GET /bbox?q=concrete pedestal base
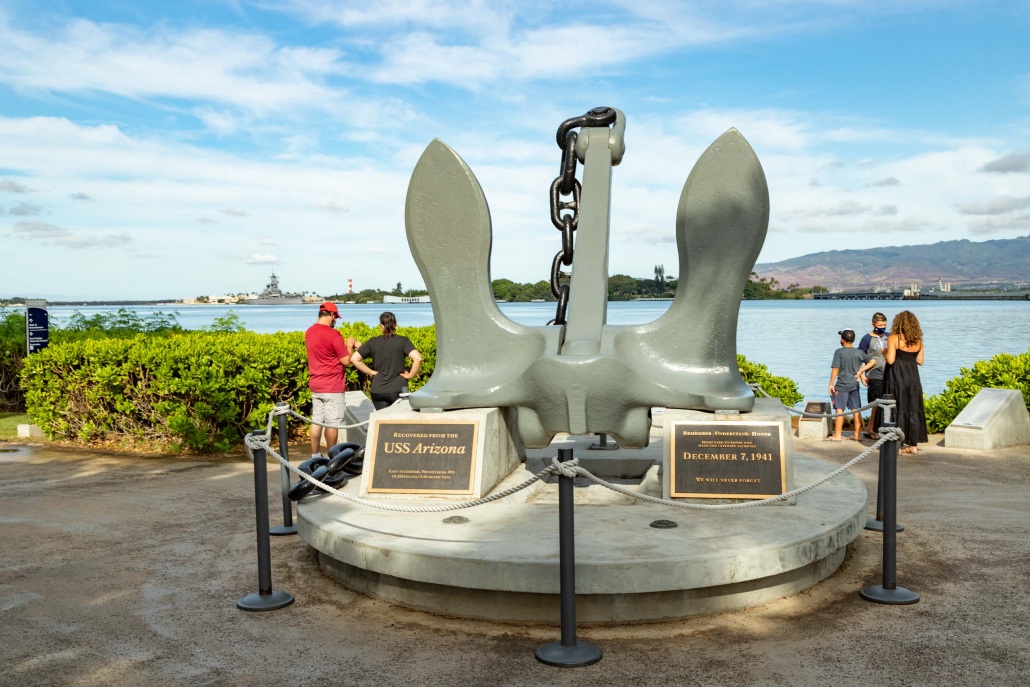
[299,437,866,624]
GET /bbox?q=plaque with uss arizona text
[366,419,479,494]
[669,421,786,499]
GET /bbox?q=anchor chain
[547,106,617,326]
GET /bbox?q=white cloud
[3,202,43,216]
[0,16,349,120]
[244,253,279,264]
[11,220,131,248]
[979,152,1030,174]
[0,179,31,193]
[958,195,1030,215]
[314,199,348,214]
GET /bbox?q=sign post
[25,299,49,354]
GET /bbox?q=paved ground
[1,432,1027,687]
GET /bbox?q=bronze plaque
[366,420,479,494]
[669,421,786,499]
[801,401,830,421]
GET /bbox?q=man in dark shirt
[857,312,890,439]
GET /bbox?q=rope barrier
[748,384,896,420]
[247,405,905,512]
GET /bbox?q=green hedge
[22,332,309,452]
[20,321,800,453]
[737,355,803,407]
[18,324,437,452]
[0,310,26,412]
[924,349,1030,433]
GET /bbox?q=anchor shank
[559,126,617,356]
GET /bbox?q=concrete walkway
[0,433,1027,686]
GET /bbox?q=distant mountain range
[753,235,1030,290]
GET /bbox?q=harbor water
[42,299,1030,405]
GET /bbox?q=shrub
[2,307,185,412]
[924,349,1030,433]
[0,309,26,412]
[737,354,804,407]
[21,331,311,452]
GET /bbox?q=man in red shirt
[304,302,358,457]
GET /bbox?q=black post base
[236,589,295,611]
[535,640,603,667]
[269,524,298,536]
[864,518,905,532]
[859,585,920,605]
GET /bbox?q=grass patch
[0,413,31,441]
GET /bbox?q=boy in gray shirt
[828,328,872,442]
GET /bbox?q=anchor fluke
[615,128,768,413]
[405,139,559,412]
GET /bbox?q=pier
[814,290,1029,301]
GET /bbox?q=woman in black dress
[882,310,928,454]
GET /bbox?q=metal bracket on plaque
[405,109,769,449]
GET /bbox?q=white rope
[246,409,906,512]
[567,427,904,510]
[246,432,558,513]
[274,395,410,431]
[748,384,897,420]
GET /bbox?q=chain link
[547,106,617,326]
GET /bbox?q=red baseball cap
[319,301,340,318]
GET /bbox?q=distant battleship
[248,273,303,305]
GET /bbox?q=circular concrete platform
[298,454,866,624]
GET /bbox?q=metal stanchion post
[865,396,904,533]
[270,403,298,536]
[536,448,602,667]
[860,421,919,605]
[237,431,295,611]
[588,433,618,450]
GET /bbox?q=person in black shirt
[350,312,423,410]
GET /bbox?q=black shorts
[867,378,884,405]
[867,378,884,431]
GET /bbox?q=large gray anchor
[405,108,769,449]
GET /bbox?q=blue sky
[1,0,1029,300]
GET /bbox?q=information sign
[366,420,479,494]
[669,421,786,499]
[25,300,49,354]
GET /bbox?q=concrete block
[798,417,829,440]
[797,400,829,440]
[342,391,375,446]
[945,388,1030,450]
[16,424,43,438]
[359,402,523,499]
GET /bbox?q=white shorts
[311,393,346,426]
